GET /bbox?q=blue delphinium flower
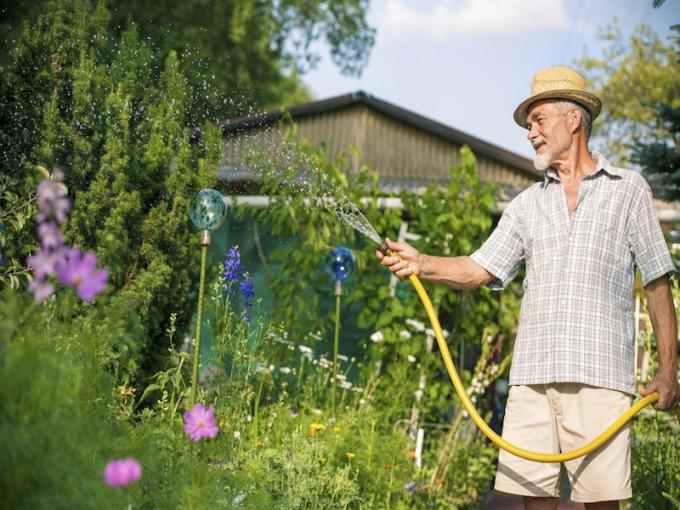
[223,246,243,283]
[223,246,255,322]
[239,273,255,322]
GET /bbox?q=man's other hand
[640,371,680,411]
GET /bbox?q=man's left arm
[641,274,680,411]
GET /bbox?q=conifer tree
[631,104,680,201]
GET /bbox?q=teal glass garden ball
[325,246,355,282]
[189,189,227,230]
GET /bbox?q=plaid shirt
[471,152,675,395]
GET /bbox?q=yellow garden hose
[407,272,680,462]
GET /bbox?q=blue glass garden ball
[189,188,227,230]
[325,246,356,282]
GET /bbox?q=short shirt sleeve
[471,197,525,290]
[627,178,676,286]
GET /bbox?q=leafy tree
[576,22,680,166]
[0,0,375,124]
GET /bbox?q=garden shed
[219,90,541,207]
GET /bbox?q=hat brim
[513,90,602,128]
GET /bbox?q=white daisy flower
[370,331,384,343]
[405,319,425,332]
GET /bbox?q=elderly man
[377,66,679,509]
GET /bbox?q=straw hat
[513,66,601,128]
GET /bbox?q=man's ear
[568,107,582,135]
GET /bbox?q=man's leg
[522,495,619,509]
[557,384,632,505]
[584,502,619,510]
[494,385,562,498]
[522,496,559,510]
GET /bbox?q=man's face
[525,100,573,171]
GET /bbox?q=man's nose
[527,125,537,141]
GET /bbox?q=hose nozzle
[378,240,389,255]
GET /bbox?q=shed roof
[221,90,541,182]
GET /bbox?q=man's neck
[552,143,597,184]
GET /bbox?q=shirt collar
[543,151,620,184]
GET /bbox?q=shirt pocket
[526,225,564,277]
[583,202,627,265]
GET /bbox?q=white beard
[533,152,552,171]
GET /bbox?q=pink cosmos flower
[102,458,142,487]
[56,248,109,302]
[183,403,219,441]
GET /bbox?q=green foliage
[1,0,376,379]
[576,22,680,165]
[244,139,521,506]
[361,147,521,425]
[0,269,418,508]
[104,0,374,115]
[0,290,145,509]
[0,166,41,289]
[0,1,219,375]
[0,0,375,126]
[246,135,403,344]
[631,102,680,200]
[630,412,680,509]
[629,27,680,200]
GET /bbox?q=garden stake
[191,230,210,405]
[325,246,356,413]
[332,279,342,412]
[378,241,680,462]
[188,188,227,405]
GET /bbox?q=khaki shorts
[495,383,633,503]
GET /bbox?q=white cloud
[375,0,570,41]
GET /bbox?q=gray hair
[555,100,592,141]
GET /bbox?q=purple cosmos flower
[102,458,142,487]
[28,278,55,304]
[183,403,219,441]
[27,249,64,280]
[56,248,109,302]
[38,221,64,250]
[37,177,70,224]
[404,481,417,494]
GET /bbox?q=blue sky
[303,0,679,160]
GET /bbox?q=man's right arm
[375,238,495,290]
